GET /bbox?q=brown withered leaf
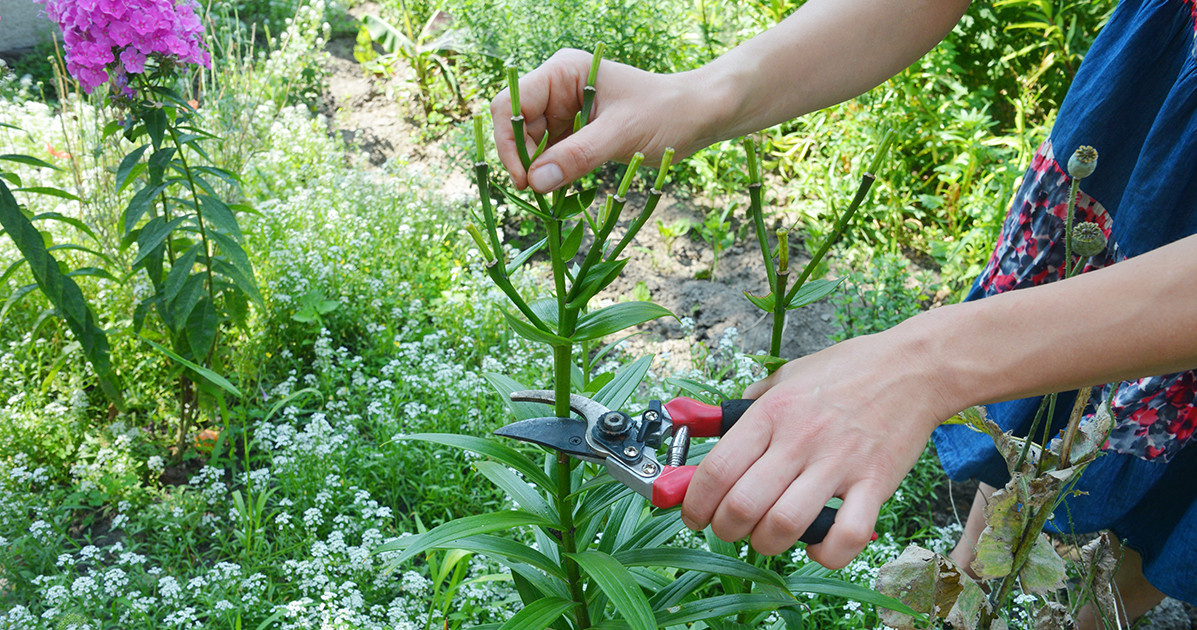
[1034,601,1076,630]
[876,545,990,630]
[1051,403,1116,469]
[1078,532,1119,623]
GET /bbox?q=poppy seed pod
[1068,145,1098,179]
[1070,221,1107,257]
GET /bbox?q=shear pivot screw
[640,462,658,475]
[623,446,639,458]
[599,411,632,437]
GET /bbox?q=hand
[490,49,712,193]
[680,332,953,569]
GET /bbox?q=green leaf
[614,548,786,588]
[473,460,557,523]
[401,433,554,492]
[164,244,202,307]
[132,216,188,267]
[115,144,150,192]
[185,296,218,359]
[559,188,597,219]
[592,355,653,411]
[654,593,801,626]
[506,237,546,275]
[566,258,628,310]
[497,185,552,220]
[31,211,100,243]
[617,511,686,553]
[199,194,243,240]
[503,309,570,346]
[15,186,81,202]
[498,597,575,630]
[565,550,655,630]
[377,511,556,569]
[574,302,673,342]
[788,574,925,617]
[139,335,241,399]
[744,291,774,312]
[208,230,262,304]
[122,181,170,235]
[0,180,120,404]
[0,154,57,170]
[561,220,585,260]
[440,534,564,579]
[785,277,844,310]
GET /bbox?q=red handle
[663,398,724,437]
[651,465,696,508]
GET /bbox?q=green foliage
[831,252,936,342]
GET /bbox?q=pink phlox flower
[120,48,147,74]
[38,0,212,93]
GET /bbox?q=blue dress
[931,0,1197,603]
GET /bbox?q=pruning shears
[495,390,838,545]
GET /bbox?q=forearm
[687,0,971,145]
[903,233,1197,417]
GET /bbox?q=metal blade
[493,417,598,461]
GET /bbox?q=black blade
[494,417,595,460]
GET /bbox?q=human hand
[490,49,713,193]
[679,332,954,569]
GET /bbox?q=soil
[317,17,1196,627]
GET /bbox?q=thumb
[526,121,621,193]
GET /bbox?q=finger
[527,118,624,193]
[804,484,884,570]
[680,398,778,531]
[746,463,838,556]
[707,445,807,543]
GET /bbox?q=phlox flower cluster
[38,0,211,93]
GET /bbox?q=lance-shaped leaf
[498,597,576,630]
[0,180,121,405]
[574,301,673,341]
[561,220,585,260]
[784,277,844,310]
[614,547,785,588]
[377,510,557,568]
[592,354,653,411]
[438,534,564,579]
[503,308,571,346]
[115,144,150,192]
[652,593,801,626]
[565,550,655,630]
[140,335,241,399]
[558,188,597,219]
[474,460,557,523]
[401,432,554,492]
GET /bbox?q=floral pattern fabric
[972,140,1197,462]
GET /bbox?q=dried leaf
[1051,403,1116,468]
[1079,532,1118,623]
[1034,601,1076,630]
[875,546,989,630]
[972,485,1025,579]
[1020,533,1068,594]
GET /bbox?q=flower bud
[1070,221,1107,258]
[1067,145,1098,179]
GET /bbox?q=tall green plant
[113,78,261,455]
[742,133,893,373]
[378,51,923,629]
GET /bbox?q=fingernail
[529,163,563,192]
[681,515,700,531]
